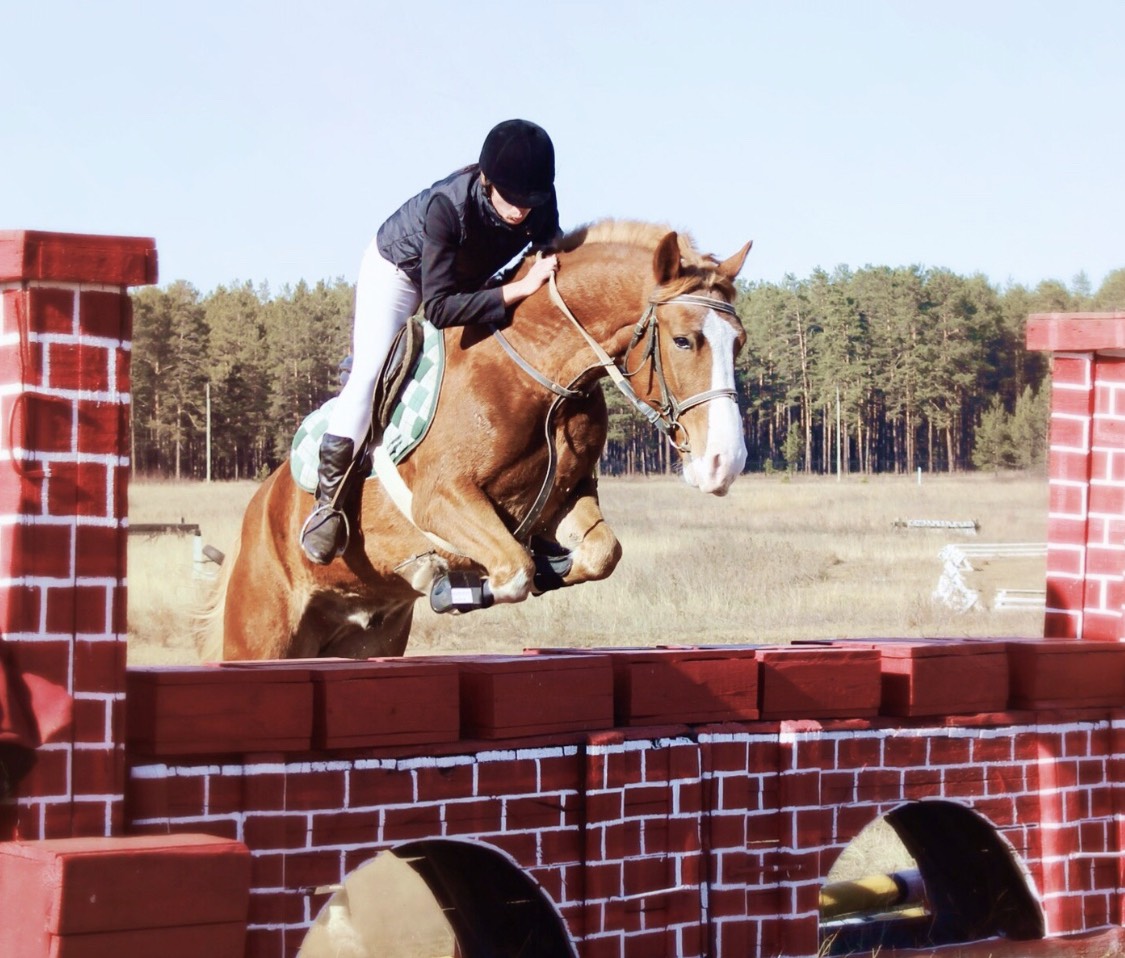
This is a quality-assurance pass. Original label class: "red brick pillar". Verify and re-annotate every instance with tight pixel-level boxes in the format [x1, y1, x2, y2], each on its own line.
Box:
[0, 231, 157, 839]
[1027, 312, 1125, 641]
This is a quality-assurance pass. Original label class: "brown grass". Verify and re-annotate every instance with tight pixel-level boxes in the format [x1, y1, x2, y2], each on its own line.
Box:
[126, 471, 1047, 665]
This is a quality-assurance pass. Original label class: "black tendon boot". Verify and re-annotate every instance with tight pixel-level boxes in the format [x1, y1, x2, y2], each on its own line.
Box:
[300, 434, 358, 564]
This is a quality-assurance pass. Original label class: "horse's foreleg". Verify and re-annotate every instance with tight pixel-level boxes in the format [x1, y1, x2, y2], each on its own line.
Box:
[545, 478, 622, 588]
[412, 486, 536, 604]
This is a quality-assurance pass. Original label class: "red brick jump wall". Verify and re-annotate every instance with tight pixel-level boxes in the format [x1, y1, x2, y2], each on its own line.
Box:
[0, 230, 156, 841]
[1028, 311, 1125, 641]
[122, 643, 1125, 958]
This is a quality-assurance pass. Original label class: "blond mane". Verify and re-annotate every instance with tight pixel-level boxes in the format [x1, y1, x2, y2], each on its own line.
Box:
[555, 218, 735, 301]
[557, 218, 690, 253]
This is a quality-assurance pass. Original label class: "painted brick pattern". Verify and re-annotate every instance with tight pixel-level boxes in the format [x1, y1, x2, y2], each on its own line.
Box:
[0, 232, 155, 841]
[582, 733, 707, 958]
[121, 709, 1125, 958]
[1085, 356, 1125, 638]
[1029, 312, 1125, 639]
[700, 731, 782, 958]
[1043, 352, 1094, 638]
[127, 745, 587, 958]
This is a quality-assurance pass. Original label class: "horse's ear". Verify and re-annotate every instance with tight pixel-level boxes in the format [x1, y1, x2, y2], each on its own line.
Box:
[717, 240, 753, 281]
[653, 232, 682, 284]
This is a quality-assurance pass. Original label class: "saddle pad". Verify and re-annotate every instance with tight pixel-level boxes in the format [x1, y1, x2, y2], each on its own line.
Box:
[290, 320, 444, 493]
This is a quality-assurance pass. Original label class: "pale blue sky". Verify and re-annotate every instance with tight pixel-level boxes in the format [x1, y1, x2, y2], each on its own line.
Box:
[5, 1, 1123, 295]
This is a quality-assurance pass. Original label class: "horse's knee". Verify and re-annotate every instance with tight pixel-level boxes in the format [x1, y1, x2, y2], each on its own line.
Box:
[549, 493, 622, 586]
[567, 526, 622, 584]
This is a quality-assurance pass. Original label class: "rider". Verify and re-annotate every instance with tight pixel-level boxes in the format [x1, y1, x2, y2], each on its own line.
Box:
[301, 119, 563, 564]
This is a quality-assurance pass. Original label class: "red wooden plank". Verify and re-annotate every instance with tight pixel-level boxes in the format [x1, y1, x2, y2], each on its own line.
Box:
[125, 665, 313, 755]
[1005, 639, 1125, 709]
[307, 659, 461, 749]
[841, 640, 1010, 717]
[1026, 313, 1125, 352]
[757, 647, 882, 719]
[0, 230, 157, 286]
[47, 922, 247, 958]
[607, 648, 759, 726]
[0, 834, 249, 954]
[444, 654, 614, 739]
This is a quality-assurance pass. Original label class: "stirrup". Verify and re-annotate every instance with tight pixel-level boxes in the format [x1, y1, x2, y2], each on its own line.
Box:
[300, 503, 351, 563]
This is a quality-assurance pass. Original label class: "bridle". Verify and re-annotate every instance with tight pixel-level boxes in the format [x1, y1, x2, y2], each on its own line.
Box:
[488, 270, 741, 540]
[608, 289, 742, 454]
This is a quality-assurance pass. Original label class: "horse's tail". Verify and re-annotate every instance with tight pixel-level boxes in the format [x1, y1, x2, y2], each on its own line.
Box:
[193, 533, 242, 662]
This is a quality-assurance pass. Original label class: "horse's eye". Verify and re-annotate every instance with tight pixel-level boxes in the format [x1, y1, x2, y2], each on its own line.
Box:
[672, 336, 692, 350]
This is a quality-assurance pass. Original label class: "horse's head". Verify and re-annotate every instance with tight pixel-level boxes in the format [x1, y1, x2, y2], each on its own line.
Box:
[638, 231, 752, 495]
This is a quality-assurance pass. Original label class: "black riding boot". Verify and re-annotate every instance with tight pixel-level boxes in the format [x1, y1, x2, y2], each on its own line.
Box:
[300, 434, 358, 564]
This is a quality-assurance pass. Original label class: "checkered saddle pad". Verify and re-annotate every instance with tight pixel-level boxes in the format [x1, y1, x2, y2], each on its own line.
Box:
[290, 319, 445, 493]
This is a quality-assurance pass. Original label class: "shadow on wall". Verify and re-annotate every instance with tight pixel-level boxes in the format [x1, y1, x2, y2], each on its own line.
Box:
[0, 646, 72, 809]
[820, 800, 1044, 956]
[298, 840, 576, 958]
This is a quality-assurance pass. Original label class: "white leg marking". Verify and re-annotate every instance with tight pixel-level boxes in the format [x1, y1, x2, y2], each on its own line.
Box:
[489, 566, 533, 604]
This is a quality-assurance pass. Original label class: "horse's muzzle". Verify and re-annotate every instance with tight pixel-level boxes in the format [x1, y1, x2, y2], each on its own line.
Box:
[683, 446, 745, 495]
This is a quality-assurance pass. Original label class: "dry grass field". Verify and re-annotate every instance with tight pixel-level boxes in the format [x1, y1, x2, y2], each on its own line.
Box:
[126, 471, 1048, 665]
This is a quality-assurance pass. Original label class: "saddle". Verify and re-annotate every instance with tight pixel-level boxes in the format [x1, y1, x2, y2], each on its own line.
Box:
[371, 316, 425, 437]
[290, 318, 441, 494]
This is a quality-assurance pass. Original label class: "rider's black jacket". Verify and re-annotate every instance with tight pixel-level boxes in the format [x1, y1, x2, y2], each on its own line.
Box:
[375, 165, 560, 328]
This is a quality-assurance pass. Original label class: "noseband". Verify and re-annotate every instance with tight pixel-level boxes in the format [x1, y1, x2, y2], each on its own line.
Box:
[488, 272, 741, 540]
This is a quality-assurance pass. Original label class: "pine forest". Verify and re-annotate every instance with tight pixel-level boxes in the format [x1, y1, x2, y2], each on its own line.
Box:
[129, 265, 1125, 482]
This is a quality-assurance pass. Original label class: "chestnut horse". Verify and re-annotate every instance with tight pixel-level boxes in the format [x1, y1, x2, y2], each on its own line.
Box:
[205, 220, 751, 660]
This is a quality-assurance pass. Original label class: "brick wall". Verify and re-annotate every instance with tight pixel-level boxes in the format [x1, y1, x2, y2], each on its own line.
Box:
[1028, 311, 1125, 639]
[121, 642, 1125, 958]
[0, 231, 156, 840]
[122, 705, 1125, 958]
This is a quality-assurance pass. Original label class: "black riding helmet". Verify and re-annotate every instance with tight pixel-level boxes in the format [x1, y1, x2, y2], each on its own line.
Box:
[478, 119, 555, 209]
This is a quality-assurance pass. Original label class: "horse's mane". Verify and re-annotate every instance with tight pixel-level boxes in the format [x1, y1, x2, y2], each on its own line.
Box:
[556, 219, 687, 254]
[553, 218, 736, 301]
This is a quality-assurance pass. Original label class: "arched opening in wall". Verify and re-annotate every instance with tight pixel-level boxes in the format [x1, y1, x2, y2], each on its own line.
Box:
[298, 839, 576, 958]
[819, 800, 1044, 956]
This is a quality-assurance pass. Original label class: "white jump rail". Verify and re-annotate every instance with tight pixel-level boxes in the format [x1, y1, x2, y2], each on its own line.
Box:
[933, 543, 1047, 613]
[993, 588, 1048, 611]
[894, 518, 980, 534]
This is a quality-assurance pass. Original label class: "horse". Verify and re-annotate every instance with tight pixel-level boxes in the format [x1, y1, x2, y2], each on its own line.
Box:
[204, 220, 752, 660]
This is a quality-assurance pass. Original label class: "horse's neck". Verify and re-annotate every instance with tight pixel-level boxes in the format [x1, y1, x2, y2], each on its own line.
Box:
[518, 253, 648, 381]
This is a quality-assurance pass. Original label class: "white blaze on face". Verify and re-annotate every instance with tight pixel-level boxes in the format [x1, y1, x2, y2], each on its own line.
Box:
[682, 309, 747, 495]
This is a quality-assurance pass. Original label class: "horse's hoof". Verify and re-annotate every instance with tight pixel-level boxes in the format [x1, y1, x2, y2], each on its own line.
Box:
[430, 571, 494, 614]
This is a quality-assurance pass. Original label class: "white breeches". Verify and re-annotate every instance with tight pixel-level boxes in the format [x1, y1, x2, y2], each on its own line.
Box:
[326, 241, 422, 447]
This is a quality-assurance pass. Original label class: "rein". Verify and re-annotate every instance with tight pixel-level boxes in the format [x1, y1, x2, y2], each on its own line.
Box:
[545, 272, 740, 454]
[490, 271, 740, 541]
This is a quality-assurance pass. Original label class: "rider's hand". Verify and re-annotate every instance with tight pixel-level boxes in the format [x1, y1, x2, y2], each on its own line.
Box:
[502, 254, 558, 306]
[526, 254, 558, 289]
